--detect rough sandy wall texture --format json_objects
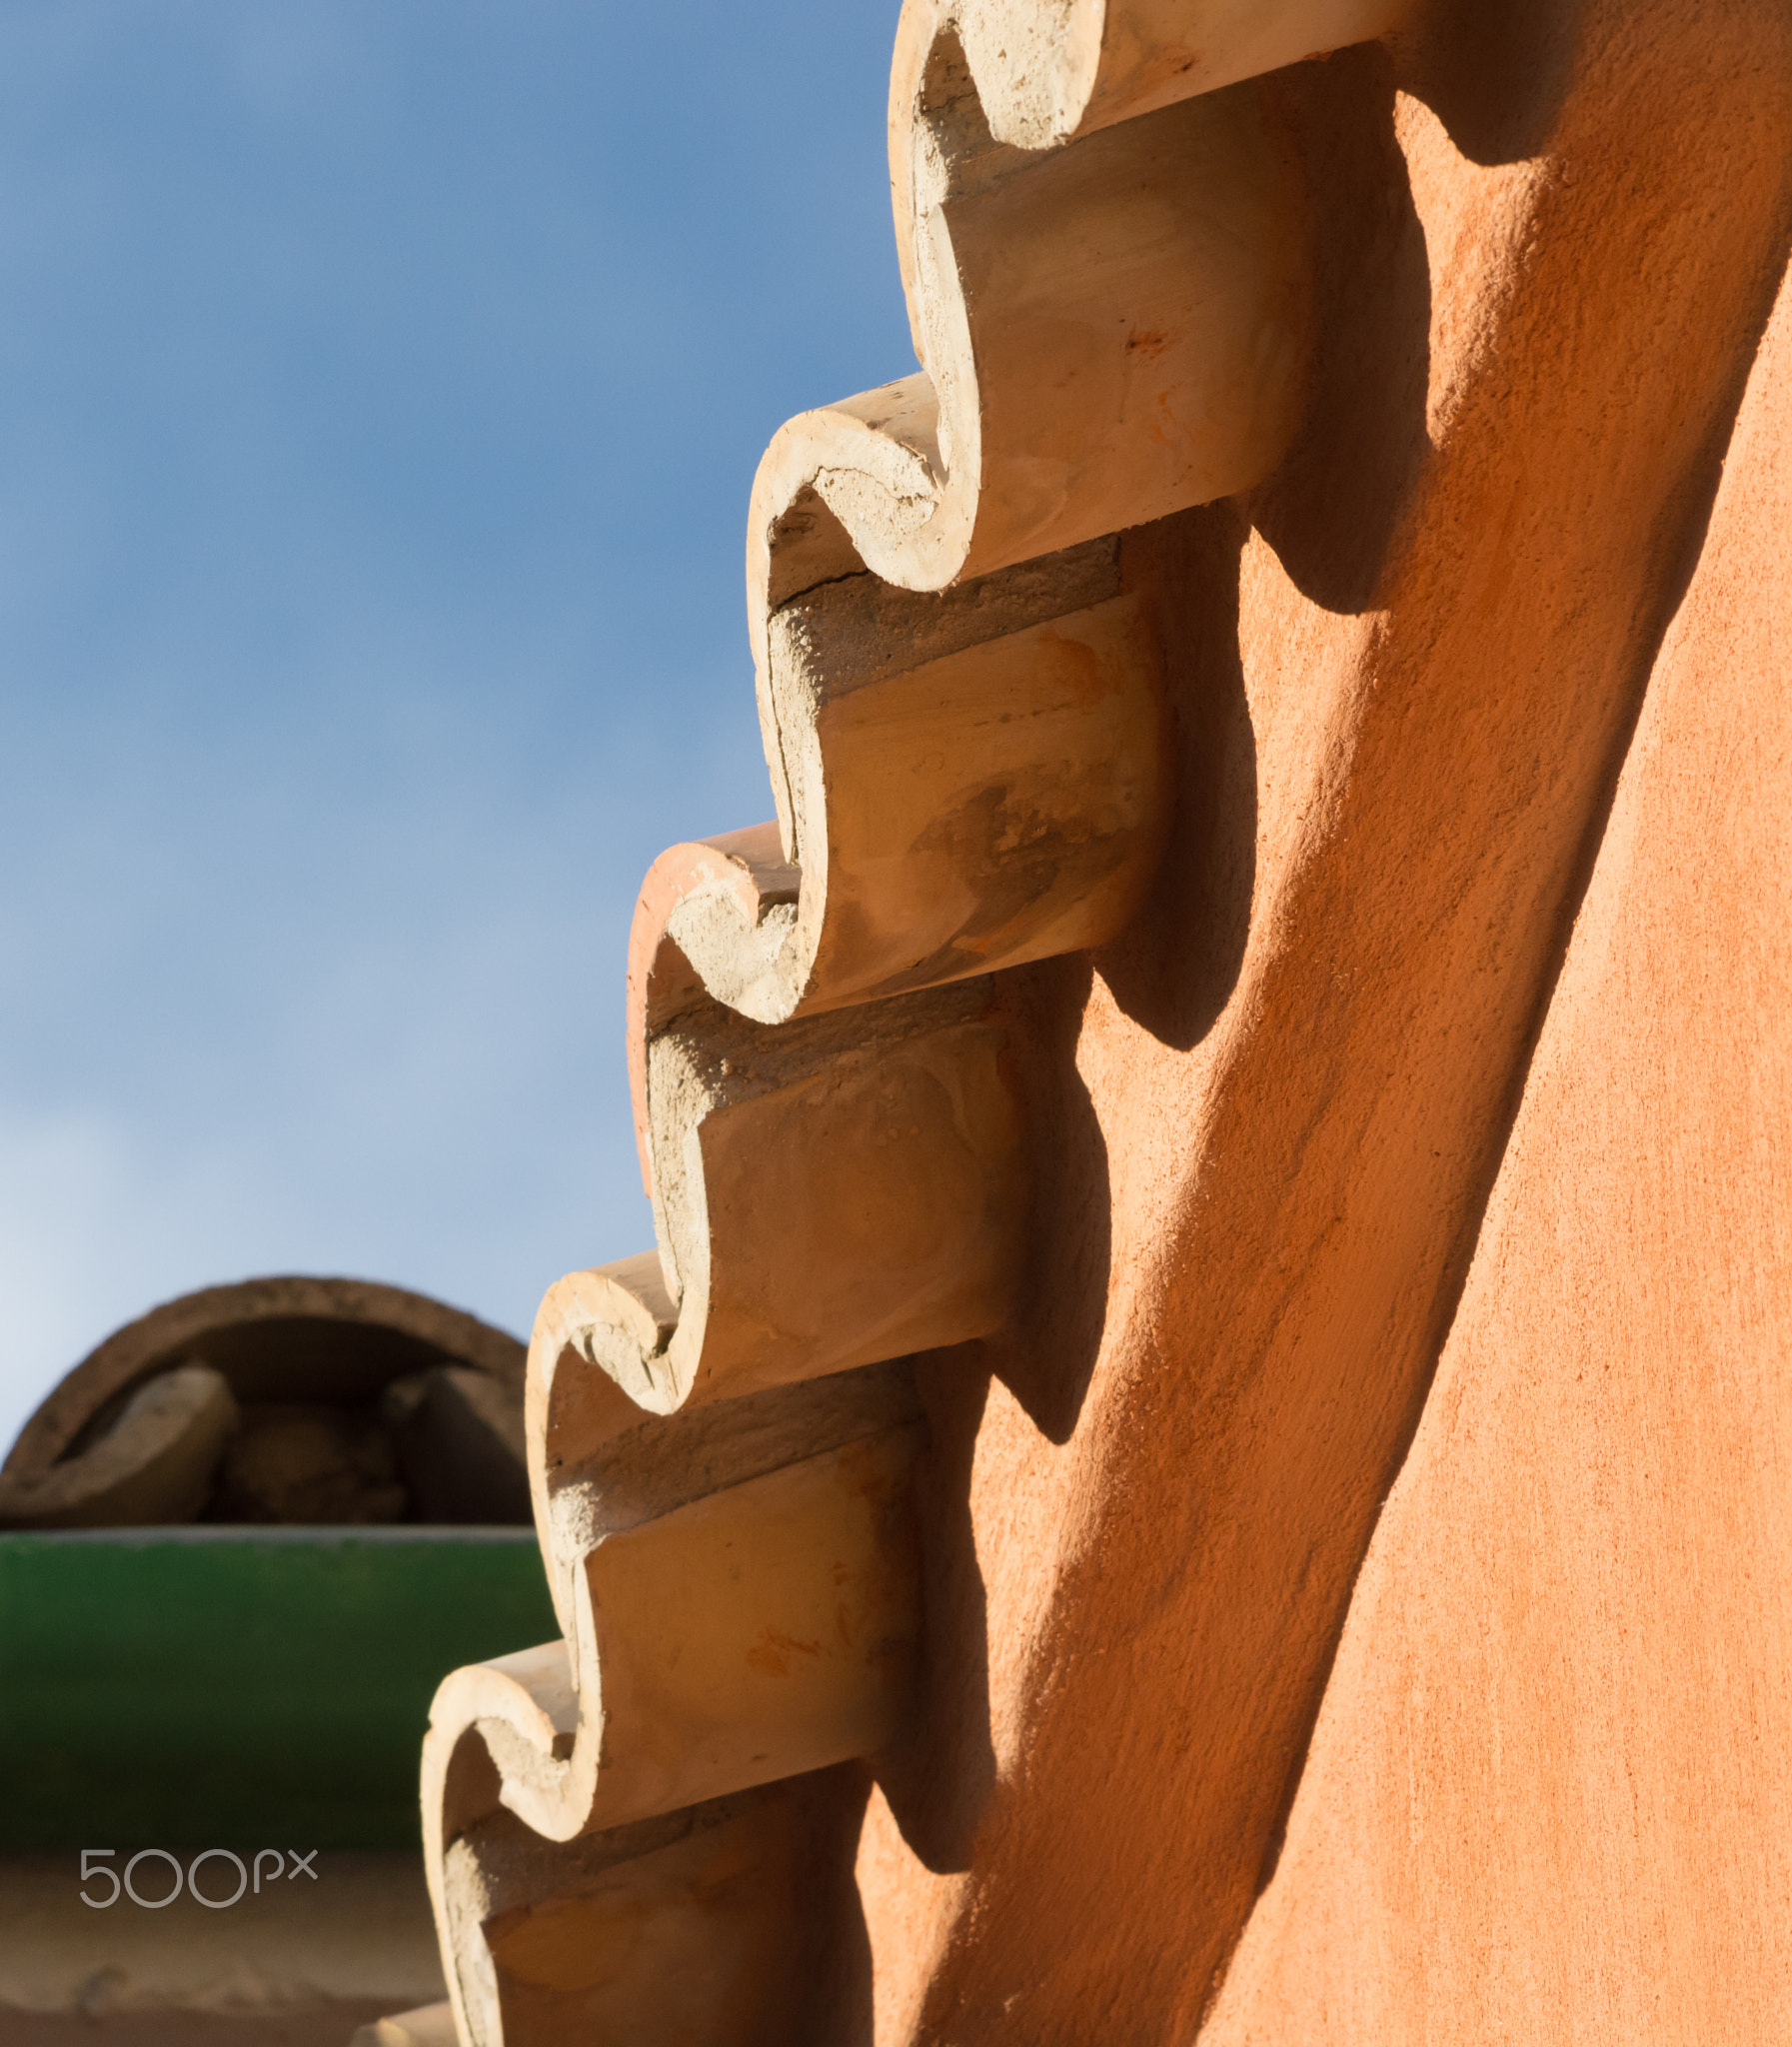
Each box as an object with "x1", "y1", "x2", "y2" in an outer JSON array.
[
  {"x1": 854, "y1": 0, "x2": 1792, "y2": 2037},
  {"x1": 1201, "y1": 201, "x2": 1792, "y2": 2047}
]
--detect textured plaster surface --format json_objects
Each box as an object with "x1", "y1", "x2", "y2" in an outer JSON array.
[
  {"x1": 853, "y1": 0, "x2": 1792, "y2": 2036},
  {"x1": 1205, "y1": 193, "x2": 1792, "y2": 2047}
]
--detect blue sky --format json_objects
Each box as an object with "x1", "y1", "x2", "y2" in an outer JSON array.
[{"x1": 0, "y1": 0, "x2": 910, "y2": 1446}]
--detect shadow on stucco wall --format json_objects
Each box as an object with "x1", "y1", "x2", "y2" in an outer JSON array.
[{"x1": 848, "y1": 1, "x2": 1792, "y2": 2037}]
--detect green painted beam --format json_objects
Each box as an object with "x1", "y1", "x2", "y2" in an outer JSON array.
[{"x1": 0, "y1": 1527, "x2": 560, "y2": 1850}]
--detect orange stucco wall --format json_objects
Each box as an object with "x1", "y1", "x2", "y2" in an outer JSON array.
[
  {"x1": 852, "y1": 1, "x2": 1792, "y2": 2036},
  {"x1": 1206, "y1": 201, "x2": 1792, "y2": 2047}
]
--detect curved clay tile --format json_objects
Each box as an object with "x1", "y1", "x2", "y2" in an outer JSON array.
[
  {"x1": 750, "y1": 20, "x2": 1311, "y2": 626},
  {"x1": 605, "y1": 981, "x2": 1027, "y2": 1413},
  {"x1": 1, "y1": 1274, "x2": 524, "y2": 1492},
  {"x1": 0, "y1": 1363, "x2": 239, "y2": 1528},
  {"x1": 631, "y1": 542, "x2": 1167, "y2": 1051},
  {"x1": 422, "y1": 1765, "x2": 844, "y2": 2047},
  {"x1": 420, "y1": 1353, "x2": 923, "y2": 2040},
  {"x1": 0, "y1": 1277, "x2": 527, "y2": 1528},
  {"x1": 936, "y1": 0, "x2": 1409, "y2": 152},
  {"x1": 404, "y1": 1, "x2": 1433, "y2": 2037},
  {"x1": 427, "y1": 1411, "x2": 919, "y2": 1843}
]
